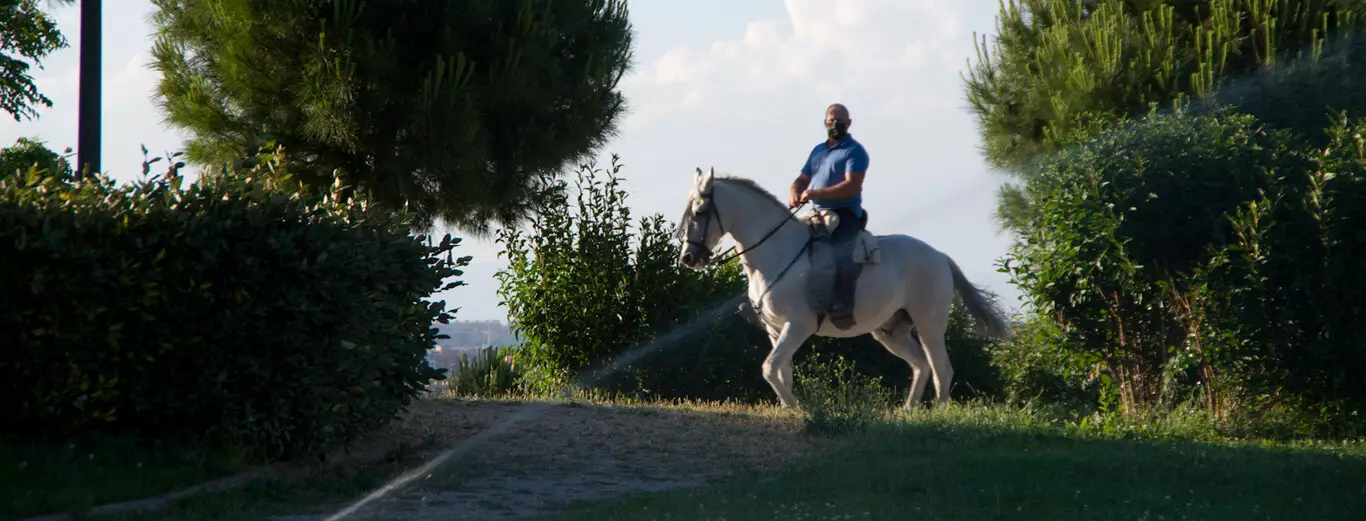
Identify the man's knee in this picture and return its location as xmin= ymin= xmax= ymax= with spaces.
xmin=832 ymin=211 xmax=860 ymax=243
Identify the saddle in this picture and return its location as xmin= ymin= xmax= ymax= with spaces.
xmin=801 ymin=208 xmax=881 ymax=330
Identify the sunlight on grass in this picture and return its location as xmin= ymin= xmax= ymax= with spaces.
xmin=534 ymin=399 xmax=1366 ymax=521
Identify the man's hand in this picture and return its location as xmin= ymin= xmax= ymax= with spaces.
xmin=789 ymin=174 xmax=811 ymax=208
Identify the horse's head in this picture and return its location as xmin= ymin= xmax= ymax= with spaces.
xmin=677 ymin=166 xmax=725 ymax=269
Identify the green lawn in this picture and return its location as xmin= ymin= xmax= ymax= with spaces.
xmin=12 ymin=402 xmax=1366 ymax=521
xmin=0 ymin=436 xmax=251 ymax=520
xmin=538 ymin=406 xmax=1366 ymax=520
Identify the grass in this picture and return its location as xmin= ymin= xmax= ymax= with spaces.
xmin=0 ymin=436 xmax=251 ymax=520
xmin=533 ymin=401 xmax=1366 ymax=521
xmin=71 ymin=393 xmax=812 ymax=521
xmin=105 ymin=463 xmax=404 ymax=521
xmin=14 ymin=394 xmax=1366 ymax=521
xmin=91 ymin=434 xmax=439 ymax=521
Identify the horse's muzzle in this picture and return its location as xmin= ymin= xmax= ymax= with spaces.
xmin=679 ymin=243 xmax=711 ymax=268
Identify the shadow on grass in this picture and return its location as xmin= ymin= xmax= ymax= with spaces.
xmin=0 ymin=436 xmax=251 ymax=520
xmin=536 ymin=414 xmax=1366 ymax=521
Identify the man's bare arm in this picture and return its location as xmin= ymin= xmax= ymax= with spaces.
xmin=805 ymin=171 xmax=864 ymax=200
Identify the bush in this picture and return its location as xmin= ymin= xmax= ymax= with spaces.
xmin=496 ymin=155 xmax=768 ymax=399
xmin=987 ymin=311 xmax=1101 ymax=411
xmin=447 ymin=345 xmax=521 ymax=398
xmin=1003 ymin=109 xmax=1301 ymax=415
xmin=1003 ymin=106 xmax=1366 ymax=433
xmin=0 ymin=143 xmax=464 ymax=460
xmin=0 ymin=137 xmax=71 ymax=178
xmin=794 ymin=351 xmax=891 ymax=436
xmin=1205 ymin=111 xmax=1366 ymax=435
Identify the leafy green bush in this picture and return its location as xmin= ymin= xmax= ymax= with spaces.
xmin=1002 ymin=106 xmax=1366 ymax=433
xmin=987 ymin=311 xmax=1100 ymax=410
xmin=0 ymin=137 xmax=71 ymax=178
xmin=1201 ymin=111 xmax=1366 ymax=435
xmin=794 ymin=351 xmax=892 ymax=436
xmin=0 ymin=143 xmax=464 ymax=460
xmin=448 ymin=346 xmax=521 ymax=398
xmin=1002 ymin=109 xmax=1301 ymax=415
xmin=496 ymin=155 xmax=768 ymax=399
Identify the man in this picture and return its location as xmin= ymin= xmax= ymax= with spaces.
xmin=788 ymin=103 xmax=870 ymax=326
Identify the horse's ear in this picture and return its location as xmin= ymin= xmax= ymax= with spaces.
xmin=695 ymin=166 xmax=703 ymax=178
xmin=700 ymin=166 xmax=714 ymax=193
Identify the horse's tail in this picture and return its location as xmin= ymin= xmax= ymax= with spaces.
xmin=946 ymin=255 xmax=1011 ymax=339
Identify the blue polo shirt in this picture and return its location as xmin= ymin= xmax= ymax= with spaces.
xmin=801 ymin=135 xmax=869 ymax=214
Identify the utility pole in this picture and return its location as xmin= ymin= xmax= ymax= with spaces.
xmin=77 ymin=0 xmax=101 ymax=179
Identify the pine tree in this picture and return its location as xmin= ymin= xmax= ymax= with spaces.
xmin=963 ymin=0 xmax=1362 ymax=230
xmin=150 ymin=0 xmax=634 ymax=235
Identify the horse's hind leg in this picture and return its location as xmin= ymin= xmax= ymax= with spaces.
xmin=872 ymin=313 xmax=931 ymax=409
xmin=913 ymin=305 xmax=954 ymax=404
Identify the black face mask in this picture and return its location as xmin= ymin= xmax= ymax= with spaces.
xmin=826 ymin=120 xmax=849 ymax=140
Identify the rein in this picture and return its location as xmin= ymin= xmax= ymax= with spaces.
xmin=686 ymin=190 xmax=814 ymax=320
xmin=687 ymin=188 xmax=806 ymax=266
xmin=711 ymin=201 xmax=807 ymax=266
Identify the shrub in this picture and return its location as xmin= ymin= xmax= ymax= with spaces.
xmin=1003 ymin=106 xmax=1366 ymax=433
xmin=447 ymin=345 xmax=521 ymax=398
xmin=1002 ymin=108 xmax=1306 ymax=415
xmin=0 ymin=143 xmax=464 ymax=460
xmin=794 ymin=351 xmax=891 ymax=436
xmin=0 ymin=137 xmax=71 ymax=178
xmin=987 ymin=311 xmax=1100 ymax=410
xmin=496 ymin=155 xmax=766 ymax=399
xmin=1202 ymin=111 xmax=1366 ymax=435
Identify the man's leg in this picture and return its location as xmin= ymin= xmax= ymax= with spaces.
xmin=827 ymin=208 xmax=862 ymax=328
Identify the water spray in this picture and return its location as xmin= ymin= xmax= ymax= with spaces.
xmin=322 ymin=293 xmax=748 ymax=520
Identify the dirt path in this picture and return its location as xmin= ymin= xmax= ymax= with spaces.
xmin=268 ymin=398 xmax=833 ymax=521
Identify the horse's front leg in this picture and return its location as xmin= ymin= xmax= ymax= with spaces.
xmin=763 ymin=321 xmax=811 ymax=408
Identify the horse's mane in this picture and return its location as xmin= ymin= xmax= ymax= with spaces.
xmin=714 ymin=176 xmax=791 ymax=213
xmin=679 ymin=175 xmax=800 ymax=236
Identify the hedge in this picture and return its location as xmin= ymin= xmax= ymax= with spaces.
xmin=0 ymin=143 xmax=465 ymax=459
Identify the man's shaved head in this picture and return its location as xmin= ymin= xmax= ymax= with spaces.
xmin=827 ymin=103 xmax=850 ymax=120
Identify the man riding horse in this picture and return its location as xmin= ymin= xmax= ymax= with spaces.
xmin=787 ymin=102 xmax=870 ymax=328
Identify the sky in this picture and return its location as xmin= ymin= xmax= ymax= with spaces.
xmin=0 ymin=0 xmax=1024 ymax=323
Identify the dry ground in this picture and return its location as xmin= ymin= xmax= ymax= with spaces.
xmin=266 ymin=395 xmax=835 ymax=521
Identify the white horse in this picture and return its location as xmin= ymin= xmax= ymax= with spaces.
xmin=676 ymin=167 xmax=1011 ymax=410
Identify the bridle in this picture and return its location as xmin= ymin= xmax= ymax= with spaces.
xmin=683 ymin=186 xmax=816 ymax=322
xmin=684 ymin=187 xmax=806 ymax=266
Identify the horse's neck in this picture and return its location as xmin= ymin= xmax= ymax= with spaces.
xmin=719 ymin=185 xmax=808 ymax=277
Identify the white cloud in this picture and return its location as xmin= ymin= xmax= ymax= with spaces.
xmin=648 ymin=0 xmax=961 ymax=103
xmin=112 ymin=53 xmax=156 ymax=91
xmin=619 ymin=0 xmax=970 ymax=132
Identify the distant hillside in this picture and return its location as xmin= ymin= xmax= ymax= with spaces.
xmin=425 ymin=320 xmax=519 ymax=371
xmin=434 ymin=320 xmax=517 ymax=349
